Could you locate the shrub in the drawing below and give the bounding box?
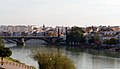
[31,48,76,69]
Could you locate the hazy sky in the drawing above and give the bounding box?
[1,0,120,27]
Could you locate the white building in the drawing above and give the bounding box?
[100,31,120,44]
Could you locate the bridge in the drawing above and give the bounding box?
[0,36,63,46]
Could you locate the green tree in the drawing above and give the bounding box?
[88,36,95,44]
[31,48,75,69]
[109,38,118,45]
[66,26,85,45]
[103,39,109,45]
[0,38,4,47]
[103,38,118,45]
[0,38,12,65]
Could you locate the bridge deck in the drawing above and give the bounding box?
[0,36,59,39]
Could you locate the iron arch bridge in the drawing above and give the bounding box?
[0,36,63,46]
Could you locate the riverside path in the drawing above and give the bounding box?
[0,58,35,69]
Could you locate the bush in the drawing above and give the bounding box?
[31,48,76,69]
[0,38,12,65]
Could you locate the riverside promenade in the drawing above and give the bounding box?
[0,58,35,69]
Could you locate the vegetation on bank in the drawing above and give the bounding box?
[0,38,21,63]
[31,47,76,69]
[103,38,118,45]
[6,57,21,63]
[65,26,118,46]
[66,26,85,45]
[0,38,12,65]
[0,38,19,63]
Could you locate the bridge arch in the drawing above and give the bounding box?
[5,38,57,45]
[24,38,52,44]
[0,36,62,46]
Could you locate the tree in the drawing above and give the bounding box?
[31,48,75,69]
[0,38,12,65]
[0,38,4,47]
[103,38,118,45]
[103,39,109,45]
[66,26,85,45]
[88,36,95,44]
[109,38,118,45]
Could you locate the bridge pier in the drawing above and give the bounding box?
[51,38,56,44]
[17,38,25,46]
[50,38,62,45]
[16,42,25,46]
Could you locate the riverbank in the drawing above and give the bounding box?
[5,43,120,69]
[0,57,36,69]
[55,43,120,52]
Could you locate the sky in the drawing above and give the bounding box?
[1,0,120,27]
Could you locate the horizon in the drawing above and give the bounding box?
[1,0,120,27]
[0,24,120,27]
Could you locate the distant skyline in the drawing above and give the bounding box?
[1,0,120,27]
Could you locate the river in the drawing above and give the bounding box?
[5,43,120,69]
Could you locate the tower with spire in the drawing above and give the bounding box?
[43,24,45,31]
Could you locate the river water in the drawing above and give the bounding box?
[5,43,120,69]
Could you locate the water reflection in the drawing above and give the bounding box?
[5,44,120,69]
[66,47,120,69]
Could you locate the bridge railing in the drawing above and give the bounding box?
[0,35,60,37]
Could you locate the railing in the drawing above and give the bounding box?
[0,61,35,69]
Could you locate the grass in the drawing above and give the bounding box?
[6,57,22,63]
